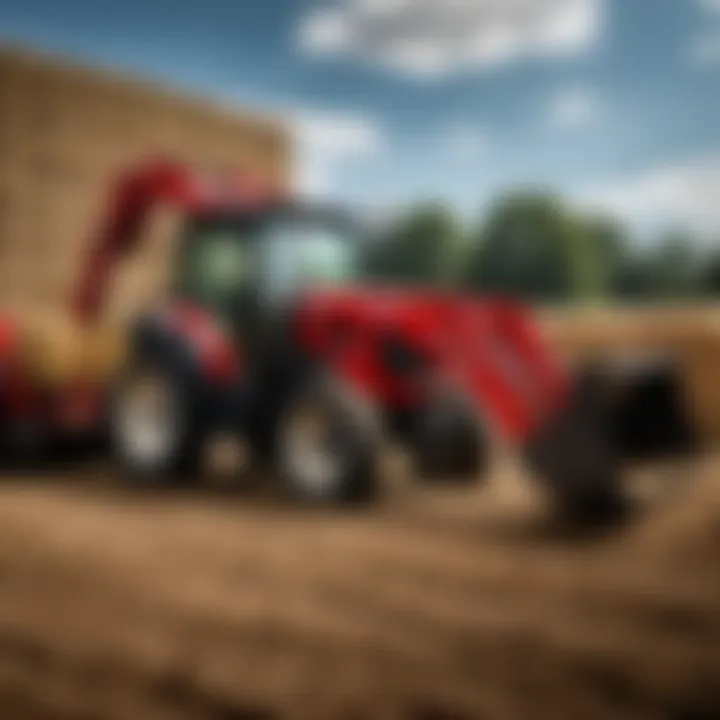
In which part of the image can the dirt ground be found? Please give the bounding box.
[0,455,717,720]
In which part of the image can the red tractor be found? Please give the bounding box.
[0,160,695,519]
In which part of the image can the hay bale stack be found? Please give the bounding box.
[0,45,291,321]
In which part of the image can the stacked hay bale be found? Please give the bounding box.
[0,45,291,323]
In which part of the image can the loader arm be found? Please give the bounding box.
[69,160,283,325]
[446,301,570,443]
[70,161,198,324]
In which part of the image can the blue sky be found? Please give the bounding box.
[1,0,719,235]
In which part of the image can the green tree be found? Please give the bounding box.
[613,248,656,300]
[581,214,632,298]
[464,192,605,303]
[367,202,462,286]
[643,232,700,300]
[701,243,720,296]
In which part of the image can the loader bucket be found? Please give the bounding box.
[608,358,696,461]
[524,369,624,522]
[523,357,696,522]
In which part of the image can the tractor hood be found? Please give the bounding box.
[294,286,570,444]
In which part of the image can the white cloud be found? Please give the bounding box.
[294,110,380,157]
[689,1,720,66]
[689,31,720,66]
[700,0,720,12]
[576,152,720,239]
[298,0,603,80]
[546,86,599,129]
[292,110,385,196]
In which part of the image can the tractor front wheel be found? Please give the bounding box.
[109,362,203,486]
[415,392,490,486]
[276,377,381,506]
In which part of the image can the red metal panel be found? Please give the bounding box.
[293,288,569,446]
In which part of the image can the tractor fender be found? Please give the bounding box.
[140,303,241,385]
[125,308,246,432]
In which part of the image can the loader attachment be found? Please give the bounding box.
[524,356,696,522]
[524,368,623,521]
[607,358,696,461]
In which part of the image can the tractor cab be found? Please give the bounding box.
[173,204,364,347]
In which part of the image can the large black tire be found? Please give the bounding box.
[524,369,628,525]
[415,392,490,486]
[109,361,204,487]
[275,376,381,505]
[0,415,47,461]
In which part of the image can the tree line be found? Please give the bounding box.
[365,191,720,303]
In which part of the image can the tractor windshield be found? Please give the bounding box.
[177,224,256,313]
[176,208,362,317]
[260,218,360,301]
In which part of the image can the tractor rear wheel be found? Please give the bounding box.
[276,376,381,505]
[415,392,490,486]
[110,362,203,486]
